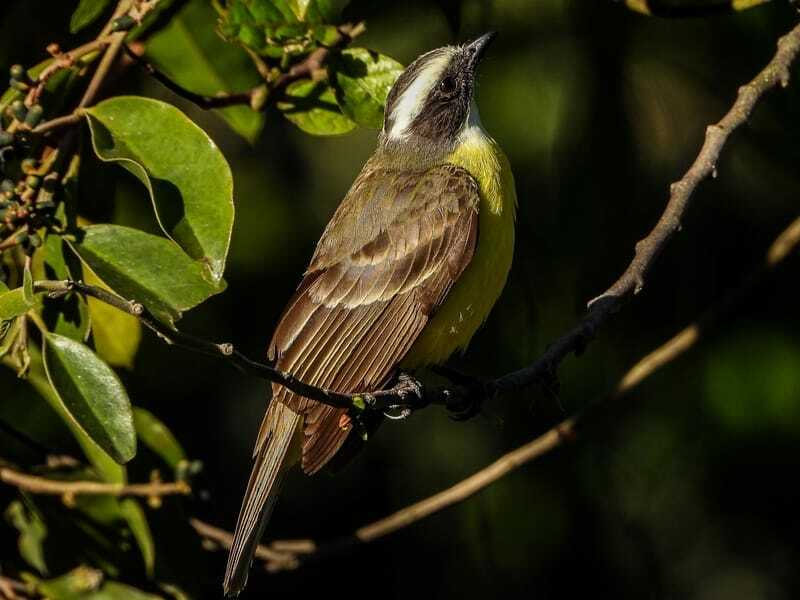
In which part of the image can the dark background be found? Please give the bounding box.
[2,1,800,598]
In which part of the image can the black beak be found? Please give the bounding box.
[465,31,497,69]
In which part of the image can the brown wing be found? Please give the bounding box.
[259,163,480,474]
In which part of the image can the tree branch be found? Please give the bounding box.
[123,21,366,111]
[25,22,800,426]
[234,213,800,573]
[0,464,190,500]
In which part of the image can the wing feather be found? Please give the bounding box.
[261,163,480,473]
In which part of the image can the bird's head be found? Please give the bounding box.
[379,32,496,154]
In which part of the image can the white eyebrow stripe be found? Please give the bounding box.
[387,50,454,140]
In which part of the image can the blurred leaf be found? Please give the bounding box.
[35,566,162,599]
[133,407,186,471]
[25,345,126,483]
[44,235,91,342]
[70,0,113,33]
[705,330,800,434]
[5,500,48,574]
[145,0,265,142]
[43,332,136,464]
[330,47,403,129]
[85,97,234,282]
[71,225,225,326]
[83,266,141,369]
[277,80,356,135]
[119,498,155,578]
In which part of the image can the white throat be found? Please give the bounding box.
[458,100,488,145]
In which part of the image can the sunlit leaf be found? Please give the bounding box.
[277,80,356,135]
[5,500,48,574]
[83,266,141,369]
[331,48,403,129]
[120,498,156,578]
[217,0,345,56]
[0,264,35,320]
[70,0,113,33]
[43,332,136,464]
[71,225,224,326]
[133,407,186,471]
[85,97,234,282]
[145,0,264,142]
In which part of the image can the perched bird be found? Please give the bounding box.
[224,32,516,596]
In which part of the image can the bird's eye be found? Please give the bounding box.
[438,76,457,97]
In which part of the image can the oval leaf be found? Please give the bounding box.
[26,346,126,483]
[43,332,136,464]
[84,97,234,282]
[145,1,264,142]
[277,80,356,135]
[71,224,224,326]
[331,48,403,129]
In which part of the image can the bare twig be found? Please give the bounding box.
[250,213,800,572]
[0,464,190,499]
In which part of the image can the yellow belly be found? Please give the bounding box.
[401,133,516,368]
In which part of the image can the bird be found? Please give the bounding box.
[224,31,516,596]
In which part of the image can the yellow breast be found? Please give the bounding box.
[402,130,517,368]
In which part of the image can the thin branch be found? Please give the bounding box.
[126,21,366,112]
[0,464,190,499]
[248,213,800,572]
[590,21,800,307]
[32,279,429,414]
[30,112,85,136]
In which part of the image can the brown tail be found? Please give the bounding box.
[223,402,301,597]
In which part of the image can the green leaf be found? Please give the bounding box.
[120,498,155,578]
[133,407,186,471]
[26,345,126,483]
[84,96,234,282]
[0,265,35,320]
[145,0,265,142]
[5,500,48,574]
[70,0,113,33]
[0,288,33,320]
[331,48,403,129]
[277,80,356,135]
[218,0,345,57]
[71,225,224,326]
[35,566,163,600]
[43,332,136,464]
[82,265,141,369]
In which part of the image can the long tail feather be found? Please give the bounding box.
[224,402,301,597]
